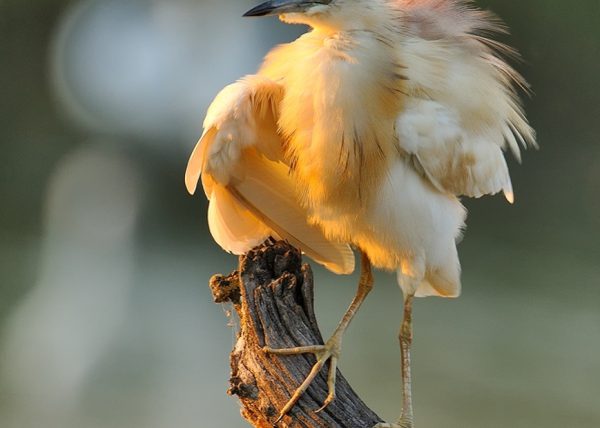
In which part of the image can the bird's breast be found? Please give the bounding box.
[274,31,405,221]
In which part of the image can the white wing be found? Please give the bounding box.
[396,0,537,202]
[186,75,355,274]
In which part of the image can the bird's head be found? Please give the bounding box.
[244,0,385,32]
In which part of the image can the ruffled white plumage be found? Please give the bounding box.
[187,0,536,298]
[395,0,536,204]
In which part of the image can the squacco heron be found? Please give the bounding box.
[185,0,536,426]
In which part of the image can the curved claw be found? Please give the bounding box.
[315,356,338,413]
[275,352,330,421]
[265,343,340,421]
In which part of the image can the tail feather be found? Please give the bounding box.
[398,269,461,298]
[397,244,462,298]
[420,269,461,298]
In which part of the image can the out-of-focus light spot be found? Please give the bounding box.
[50,0,266,145]
[0,143,143,421]
[43,142,142,242]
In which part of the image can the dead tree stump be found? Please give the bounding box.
[209,241,383,427]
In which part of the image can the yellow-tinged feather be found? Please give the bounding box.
[229,151,355,275]
[185,127,216,196]
[208,184,271,254]
[186,0,535,297]
[504,189,515,205]
[185,76,355,275]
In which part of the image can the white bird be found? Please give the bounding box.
[185,0,536,426]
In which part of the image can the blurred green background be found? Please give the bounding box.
[1,1,599,427]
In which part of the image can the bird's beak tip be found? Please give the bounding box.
[243,0,313,17]
[243,1,275,17]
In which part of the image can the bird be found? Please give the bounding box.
[185,0,536,426]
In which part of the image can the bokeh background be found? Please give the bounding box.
[1,1,599,427]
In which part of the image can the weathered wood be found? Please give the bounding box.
[209,241,383,428]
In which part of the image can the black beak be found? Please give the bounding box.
[243,0,324,17]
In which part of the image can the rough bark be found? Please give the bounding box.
[209,241,383,428]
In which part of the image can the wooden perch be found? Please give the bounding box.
[209,241,383,428]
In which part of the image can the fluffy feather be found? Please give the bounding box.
[396,99,515,202]
[208,183,271,254]
[395,0,536,202]
[185,76,355,274]
[230,151,355,274]
[187,0,535,297]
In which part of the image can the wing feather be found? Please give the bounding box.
[208,184,272,255]
[186,75,355,274]
[186,127,217,197]
[396,0,536,202]
[229,151,355,274]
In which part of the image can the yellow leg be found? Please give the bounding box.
[264,253,374,422]
[374,293,416,428]
[398,293,415,427]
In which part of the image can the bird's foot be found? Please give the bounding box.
[264,334,342,422]
[373,418,413,428]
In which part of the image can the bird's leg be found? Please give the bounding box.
[374,292,416,428]
[399,292,415,427]
[264,253,374,422]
